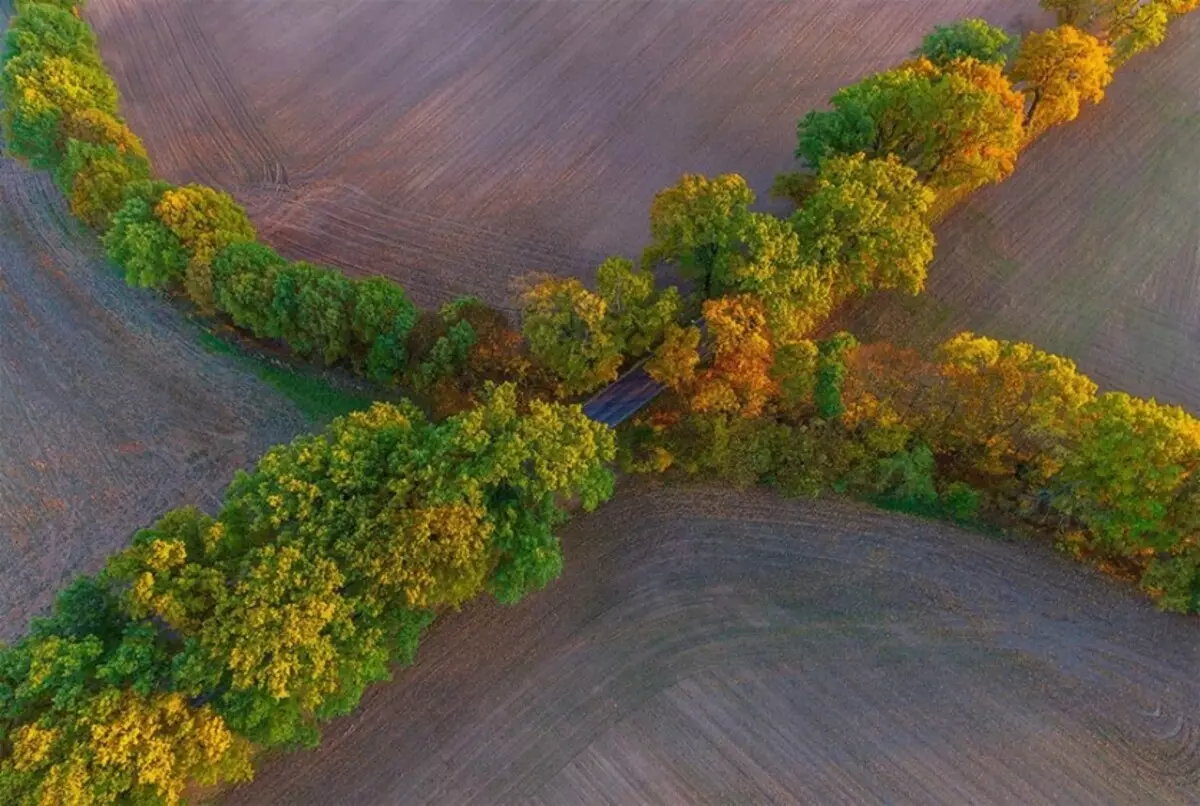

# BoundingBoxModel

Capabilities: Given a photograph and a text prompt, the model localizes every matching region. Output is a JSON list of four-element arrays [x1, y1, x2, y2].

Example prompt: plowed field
[[88, 0, 1038, 314], [224, 484, 1200, 804], [842, 11, 1200, 410], [0, 141, 307, 639]]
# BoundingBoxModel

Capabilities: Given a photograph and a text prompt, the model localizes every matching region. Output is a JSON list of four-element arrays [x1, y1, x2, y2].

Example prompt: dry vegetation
[[0, 146, 306, 641], [224, 484, 1200, 804]]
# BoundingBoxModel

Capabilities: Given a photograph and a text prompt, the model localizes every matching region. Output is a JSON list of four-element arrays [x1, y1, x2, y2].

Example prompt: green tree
[[521, 276, 622, 396], [814, 332, 858, 420], [916, 18, 1016, 66], [644, 173, 755, 299], [791, 153, 935, 296], [3, 2, 98, 65], [645, 174, 834, 341], [54, 138, 151, 228], [595, 256, 681, 356], [154, 184, 256, 312], [1011, 26, 1114, 136], [102, 189, 189, 290], [796, 57, 1025, 192], [269, 261, 355, 364], [1052, 392, 1200, 557], [1, 53, 118, 169], [351, 276, 418, 382], [212, 241, 289, 338]]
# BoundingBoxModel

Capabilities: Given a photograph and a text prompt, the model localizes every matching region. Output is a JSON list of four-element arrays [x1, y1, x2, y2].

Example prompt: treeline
[[514, 10, 1155, 395], [0, 0, 547, 418], [2, 1, 1198, 801], [520, 5, 1200, 613], [625, 315, 1200, 614], [0, 386, 615, 803]]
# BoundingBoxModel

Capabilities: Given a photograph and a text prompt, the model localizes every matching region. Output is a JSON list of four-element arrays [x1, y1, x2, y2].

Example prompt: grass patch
[[198, 330, 373, 424]]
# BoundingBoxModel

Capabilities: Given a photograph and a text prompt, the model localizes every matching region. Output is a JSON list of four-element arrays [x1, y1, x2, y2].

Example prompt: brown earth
[[0, 123, 308, 640], [840, 10, 1200, 411], [88, 0, 1040, 317], [224, 483, 1200, 804]]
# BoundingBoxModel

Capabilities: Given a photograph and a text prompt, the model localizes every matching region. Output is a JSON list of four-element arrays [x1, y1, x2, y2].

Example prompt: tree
[[930, 333, 1097, 480], [1108, 0, 1171, 64], [814, 332, 858, 420], [212, 241, 289, 337], [645, 174, 834, 341], [791, 153, 935, 296], [154, 184, 256, 311], [3, 2, 98, 65], [595, 256, 681, 356], [60, 107, 146, 157], [917, 18, 1016, 66], [644, 173, 755, 299], [54, 139, 151, 228], [796, 57, 1025, 193], [647, 323, 701, 395], [351, 276, 418, 382], [1011, 26, 1114, 136], [521, 276, 622, 396], [690, 295, 778, 419], [0, 687, 251, 805], [269, 261, 355, 364], [102, 190, 189, 290], [2, 53, 119, 169], [1052, 392, 1200, 557], [1038, 0, 1189, 63]]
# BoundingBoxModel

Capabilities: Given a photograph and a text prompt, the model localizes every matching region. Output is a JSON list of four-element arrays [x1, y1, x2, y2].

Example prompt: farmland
[[0, 144, 306, 640], [224, 485, 1200, 804], [842, 10, 1200, 410], [2, 0, 1197, 800], [88, 0, 1041, 313]]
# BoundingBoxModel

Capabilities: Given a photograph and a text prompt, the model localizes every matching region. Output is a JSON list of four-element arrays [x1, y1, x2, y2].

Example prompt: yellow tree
[[154, 184, 256, 311], [2, 689, 251, 805], [520, 276, 623, 396], [1012, 26, 1114, 137], [931, 333, 1098, 480], [691, 295, 778, 418]]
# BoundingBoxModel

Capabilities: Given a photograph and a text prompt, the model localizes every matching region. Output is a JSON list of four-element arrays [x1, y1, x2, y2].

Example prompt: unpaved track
[[224, 484, 1200, 805], [0, 145, 307, 640], [89, 0, 1038, 311]]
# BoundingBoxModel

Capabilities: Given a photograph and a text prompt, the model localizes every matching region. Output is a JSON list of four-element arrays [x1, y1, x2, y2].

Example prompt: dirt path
[[0, 143, 307, 640], [224, 484, 1200, 805]]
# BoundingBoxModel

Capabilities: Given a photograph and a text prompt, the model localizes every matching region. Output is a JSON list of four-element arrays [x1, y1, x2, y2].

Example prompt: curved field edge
[[223, 484, 1200, 805], [0, 121, 308, 640]]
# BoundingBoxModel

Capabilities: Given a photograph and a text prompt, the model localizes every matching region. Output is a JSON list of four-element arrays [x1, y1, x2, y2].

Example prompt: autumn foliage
[[1, 389, 615, 802]]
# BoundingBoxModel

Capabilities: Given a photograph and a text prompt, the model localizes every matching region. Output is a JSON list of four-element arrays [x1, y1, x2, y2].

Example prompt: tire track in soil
[[87, 0, 287, 189], [224, 485, 1200, 805]]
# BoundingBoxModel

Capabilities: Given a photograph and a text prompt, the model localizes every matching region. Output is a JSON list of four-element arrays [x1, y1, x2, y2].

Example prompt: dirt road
[[223, 484, 1200, 805], [0, 144, 307, 639]]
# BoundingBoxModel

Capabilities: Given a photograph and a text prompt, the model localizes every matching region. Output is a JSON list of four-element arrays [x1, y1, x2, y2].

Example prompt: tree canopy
[[916, 18, 1016, 66], [790, 153, 936, 296], [1012, 26, 1114, 136]]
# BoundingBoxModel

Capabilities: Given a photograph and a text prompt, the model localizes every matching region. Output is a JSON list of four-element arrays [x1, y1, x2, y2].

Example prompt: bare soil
[[224, 483, 1200, 804], [88, 0, 1038, 316], [0, 143, 307, 640], [839, 11, 1200, 411]]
